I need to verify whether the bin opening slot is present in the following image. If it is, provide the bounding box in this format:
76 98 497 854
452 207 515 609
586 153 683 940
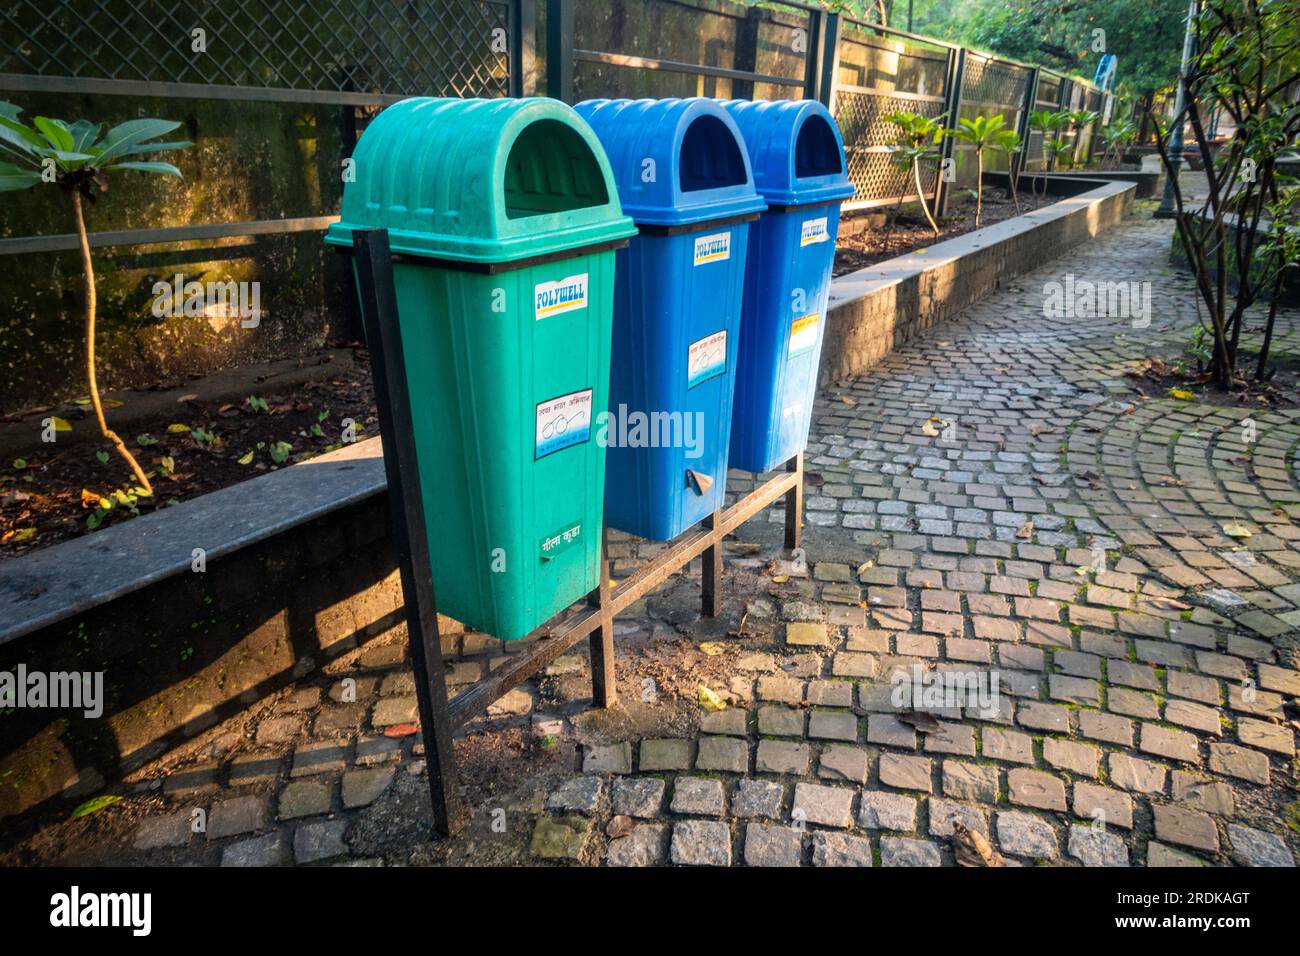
678 115 747 192
504 119 610 219
794 114 843 179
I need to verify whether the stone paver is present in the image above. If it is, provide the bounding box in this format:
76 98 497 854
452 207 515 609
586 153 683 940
743 823 804 867
670 821 732 866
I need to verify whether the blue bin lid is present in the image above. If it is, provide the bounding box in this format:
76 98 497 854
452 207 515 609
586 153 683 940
573 98 766 228
719 100 856 207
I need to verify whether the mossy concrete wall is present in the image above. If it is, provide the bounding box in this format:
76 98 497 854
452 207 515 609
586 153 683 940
0 92 354 415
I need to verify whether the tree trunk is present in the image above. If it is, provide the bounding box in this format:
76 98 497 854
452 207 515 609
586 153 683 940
72 190 153 494
974 150 983 227
913 158 940 235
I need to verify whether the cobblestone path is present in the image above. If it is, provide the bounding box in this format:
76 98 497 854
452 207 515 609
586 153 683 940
9 194 1299 868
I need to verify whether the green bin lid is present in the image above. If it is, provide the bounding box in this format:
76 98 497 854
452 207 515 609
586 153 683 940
325 97 635 264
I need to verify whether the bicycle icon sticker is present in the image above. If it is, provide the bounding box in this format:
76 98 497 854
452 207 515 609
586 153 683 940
535 388 593 459
687 329 727 389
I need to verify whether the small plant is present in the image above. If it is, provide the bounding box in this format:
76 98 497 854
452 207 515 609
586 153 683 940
269 440 293 465
883 110 945 235
1100 118 1137 166
1046 139 1077 173
1190 324 1213 368
1028 109 1070 201
0 103 190 494
947 114 1009 227
990 128 1026 212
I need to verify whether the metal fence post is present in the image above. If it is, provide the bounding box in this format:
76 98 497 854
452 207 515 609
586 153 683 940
816 12 841 109
510 0 538 97
937 46 966 216
1018 66 1040 179
804 8 826 102
546 0 574 103
1085 90 1102 165
733 5 762 99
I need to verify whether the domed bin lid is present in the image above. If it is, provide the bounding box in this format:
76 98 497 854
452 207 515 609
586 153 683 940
573 98 767 229
719 100 855 208
325 97 635 264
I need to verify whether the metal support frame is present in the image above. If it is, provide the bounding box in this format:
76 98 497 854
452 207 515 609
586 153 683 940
351 226 805 837
352 229 466 836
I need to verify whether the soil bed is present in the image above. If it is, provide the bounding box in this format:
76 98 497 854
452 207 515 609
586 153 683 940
833 190 1031 277
1 347 378 560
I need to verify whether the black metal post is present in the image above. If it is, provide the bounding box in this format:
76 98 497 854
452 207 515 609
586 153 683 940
1018 66 1040 180
937 48 966 216
587 530 617 707
352 229 466 838
803 8 825 102
784 453 804 551
816 13 841 110
732 6 762 100
1156 0 1200 219
510 0 538 97
701 509 723 617
546 0 574 103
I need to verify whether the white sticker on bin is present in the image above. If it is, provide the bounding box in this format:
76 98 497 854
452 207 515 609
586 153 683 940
693 231 731 266
535 388 592 459
788 313 820 359
800 217 830 246
687 329 728 388
535 273 588 320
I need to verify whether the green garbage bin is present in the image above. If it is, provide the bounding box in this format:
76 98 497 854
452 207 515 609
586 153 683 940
326 97 635 641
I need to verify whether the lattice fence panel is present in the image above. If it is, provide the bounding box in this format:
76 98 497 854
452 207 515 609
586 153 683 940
1 0 511 98
952 56 1031 187
833 25 950 204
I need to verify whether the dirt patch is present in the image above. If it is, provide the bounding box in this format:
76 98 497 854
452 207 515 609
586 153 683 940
1 347 378 560
832 191 1029 277
1123 355 1300 409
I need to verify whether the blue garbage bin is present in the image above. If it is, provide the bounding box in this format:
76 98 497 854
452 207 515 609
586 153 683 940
575 98 766 541
721 100 855 475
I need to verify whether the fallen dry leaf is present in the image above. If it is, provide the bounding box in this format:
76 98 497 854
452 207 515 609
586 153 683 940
697 685 727 712
953 821 1005 867
897 711 943 733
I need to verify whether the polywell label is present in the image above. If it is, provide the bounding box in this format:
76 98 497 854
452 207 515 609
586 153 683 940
535 388 592 459
800 217 830 247
535 273 588 320
687 329 727 388
693 231 731 266
788 313 820 358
